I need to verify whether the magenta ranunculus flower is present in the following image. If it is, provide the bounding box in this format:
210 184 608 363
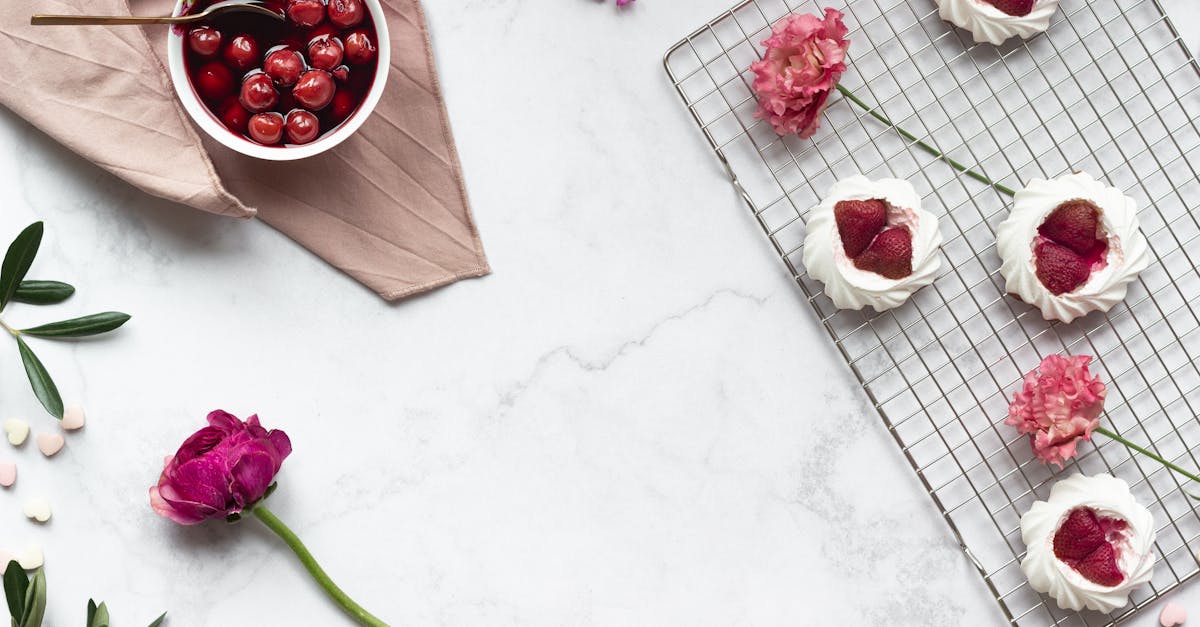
150 410 291 525
151 411 385 626
1006 355 1106 467
750 8 851 138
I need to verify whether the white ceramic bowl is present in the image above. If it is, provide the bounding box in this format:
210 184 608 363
166 0 390 161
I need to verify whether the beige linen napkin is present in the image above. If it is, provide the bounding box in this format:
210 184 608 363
0 0 489 300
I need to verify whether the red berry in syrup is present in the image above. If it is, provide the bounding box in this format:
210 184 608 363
331 65 350 83
188 27 222 57
263 48 305 87
307 23 338 45
194 61 234 101
307 36 344 71
327 0 364 29
248 112 285 145
287 0 326 27
223 34 260 72
239 73 279 113
343 30 376 65
292 70 336 110
217 98 252 135
329 89 356 122
285 110 321 144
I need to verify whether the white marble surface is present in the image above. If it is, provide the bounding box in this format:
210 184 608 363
0 1 1197 625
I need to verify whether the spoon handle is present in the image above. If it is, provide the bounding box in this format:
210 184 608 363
30 14 197 25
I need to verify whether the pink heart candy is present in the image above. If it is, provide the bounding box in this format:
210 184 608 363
0 462 14 487
35 433 64 457
1161 601 1188 627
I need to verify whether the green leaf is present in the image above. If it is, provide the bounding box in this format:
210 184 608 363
146 612 166 627
19 569 44 627
3 562 27 622
86 599 97 625
0 223 44 313
12 281 74 306
16 337 63 419
87 600 108 627
20 313 131 339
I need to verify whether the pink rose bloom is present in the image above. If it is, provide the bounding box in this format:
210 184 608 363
750 8 851 138
1006 355 1106 467
150 410 292 525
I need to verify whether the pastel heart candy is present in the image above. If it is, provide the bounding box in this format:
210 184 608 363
4 419 29 446
22 497 51 523
0 550 11 566
61 405 86 431
1161 602 1187 626
0 462 14 487
36 433 64 457
17 546 42 570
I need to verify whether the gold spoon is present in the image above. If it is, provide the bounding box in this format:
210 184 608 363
30 0 284 25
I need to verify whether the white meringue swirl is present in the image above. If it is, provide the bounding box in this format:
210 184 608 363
1020 473 1156 613
996 172 1150 323
935 0 1060 46
802 175 943 312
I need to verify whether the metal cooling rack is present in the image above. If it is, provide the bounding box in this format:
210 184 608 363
665 0 1200 624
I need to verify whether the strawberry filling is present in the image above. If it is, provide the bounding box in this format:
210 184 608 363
1052 507 1128 587
980 0 1036 17
1033 199 1108 295
834 198 914 280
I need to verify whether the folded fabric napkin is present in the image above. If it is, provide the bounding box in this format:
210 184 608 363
0 0 489 300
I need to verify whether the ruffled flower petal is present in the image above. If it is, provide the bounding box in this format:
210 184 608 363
750 8 851 137
1006 355 1106 466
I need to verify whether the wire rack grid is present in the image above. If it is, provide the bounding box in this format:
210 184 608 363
665 0 1200 625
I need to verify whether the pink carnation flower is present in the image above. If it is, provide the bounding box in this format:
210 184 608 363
750 8 851 138
1006 355 1107 467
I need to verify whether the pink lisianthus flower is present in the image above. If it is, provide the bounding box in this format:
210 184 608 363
1006 355 1107 467
750 8 851 138
150 410 291 525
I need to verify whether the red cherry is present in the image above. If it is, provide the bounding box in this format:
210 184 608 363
248 112 285 145
286 0 326 27
292 70 336 110
285 110 321 144
307 23 338 45
307 36 343 71
217 98 252 135
263 48 305 87
223 34 260 72
343 30 376 65
327 0 364 28
331 65 350 83
329 89 355 122
188 27 222 57
239 73 279 113
193 61 234 101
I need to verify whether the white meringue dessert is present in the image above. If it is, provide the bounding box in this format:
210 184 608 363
802 175 942 312
996 172 1149 323
1020 473 1156 613
936 0 1060 46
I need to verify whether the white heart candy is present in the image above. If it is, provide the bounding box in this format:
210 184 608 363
61 405 85 431
4 419 29 446
17 546 43 570
36 433 63 457
22 497 51 523
0 550 11 566
0 462 15 487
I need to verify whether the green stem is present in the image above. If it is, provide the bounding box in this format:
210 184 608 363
0 319 17 337
835 84 1017 198
251 506 388 627
1094 425 1200 487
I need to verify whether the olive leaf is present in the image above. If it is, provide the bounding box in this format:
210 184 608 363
16 337 63 420
19 569 45 627
21 313 131 339
87 599 110 627
147 612 167 627
3 561 27 623
0 222 43 313
13 281 75 305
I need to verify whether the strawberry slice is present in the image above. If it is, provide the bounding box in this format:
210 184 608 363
1074 542 1125 587
1053 508 1106 561
1039 199 1102 256
834 199 888 258
1035 240 1090 295
853 227 913 280
981 0 1036 17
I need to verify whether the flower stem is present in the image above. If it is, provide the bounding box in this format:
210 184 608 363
1094 425 1200 492
835 84 1017 198
252 506 388 627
